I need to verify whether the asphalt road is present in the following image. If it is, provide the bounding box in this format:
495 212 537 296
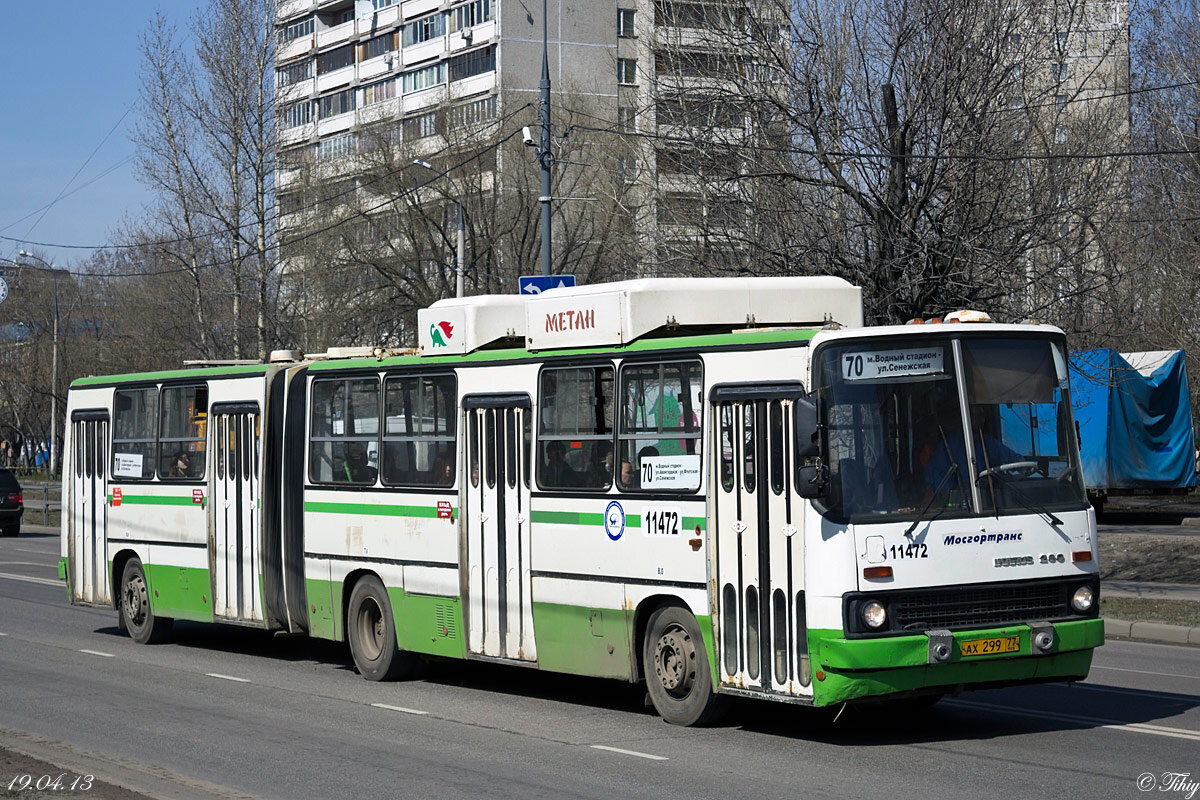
2 528 1199 800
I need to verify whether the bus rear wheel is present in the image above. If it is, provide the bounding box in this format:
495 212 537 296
120 559 172 644
347 575 417 681
643 605 728 726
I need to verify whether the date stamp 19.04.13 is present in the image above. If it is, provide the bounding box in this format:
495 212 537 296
6 773 95 793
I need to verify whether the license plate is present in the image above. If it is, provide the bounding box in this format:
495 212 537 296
960 636 1020 656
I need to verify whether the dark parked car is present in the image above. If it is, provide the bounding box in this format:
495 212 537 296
0 469 23 536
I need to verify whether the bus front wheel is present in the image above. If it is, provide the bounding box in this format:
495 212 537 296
120 559 172 644
347 576 417 681
643 605 728 726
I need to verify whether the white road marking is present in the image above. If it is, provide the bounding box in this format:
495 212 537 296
79 649 114 658
11 548 55 556
0 561 57 568
590 745 669 761
949 699 1200 742
0 571 61 587
0 632 7 636
371 703 428 715
1093 665 1200 681
206 673 251 683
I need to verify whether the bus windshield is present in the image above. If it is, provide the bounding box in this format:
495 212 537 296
814 335 1087 522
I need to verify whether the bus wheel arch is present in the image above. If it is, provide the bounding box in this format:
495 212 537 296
636 598 728 726
343 571 417 681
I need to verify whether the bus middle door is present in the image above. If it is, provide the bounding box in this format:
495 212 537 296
209 403 262 622
463 395 535 662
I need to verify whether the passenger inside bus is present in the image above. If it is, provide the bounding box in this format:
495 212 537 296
619 459 635 489
341 442 377 484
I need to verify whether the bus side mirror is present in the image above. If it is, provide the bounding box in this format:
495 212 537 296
796 462 828 499
795 396 820 459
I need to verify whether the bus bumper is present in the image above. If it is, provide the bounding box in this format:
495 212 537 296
810 618 1105 707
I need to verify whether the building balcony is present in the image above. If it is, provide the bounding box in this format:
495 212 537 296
358 97 401 126
317 112 355 136
402 85 448 113
277 81 313 105
359 53 397 82
277 0 315 23
403 0 441 19
277 34 314 62
279 123 315 146
370 4 401 27
316 65 354 93
449 71 496 100
317 18 355 48
403 39 444 66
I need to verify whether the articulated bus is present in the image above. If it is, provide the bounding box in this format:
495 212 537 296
61 277 1102 725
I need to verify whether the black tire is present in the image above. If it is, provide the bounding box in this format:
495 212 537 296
347 575 417 681
643 605 728 726
119 559 173 644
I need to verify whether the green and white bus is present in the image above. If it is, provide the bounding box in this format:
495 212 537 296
60 277 1103 725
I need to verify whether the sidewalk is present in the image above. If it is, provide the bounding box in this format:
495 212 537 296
1103 580 1200 602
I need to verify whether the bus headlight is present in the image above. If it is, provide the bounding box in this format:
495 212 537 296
1071 585 1095 613
862 600 887 630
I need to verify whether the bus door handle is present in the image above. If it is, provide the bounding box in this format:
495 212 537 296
733 521 746 534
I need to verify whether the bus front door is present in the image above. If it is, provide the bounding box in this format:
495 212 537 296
68 413 109 606
209 405 262 622
463 397 535 662
712 396 812 698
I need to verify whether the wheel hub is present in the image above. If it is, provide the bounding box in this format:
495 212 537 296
654 625 696 697
123 576 147 626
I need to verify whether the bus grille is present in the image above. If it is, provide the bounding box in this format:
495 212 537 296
891 582 1069 630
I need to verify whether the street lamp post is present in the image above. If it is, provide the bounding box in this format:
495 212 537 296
413 159 465 298
18 251 60 477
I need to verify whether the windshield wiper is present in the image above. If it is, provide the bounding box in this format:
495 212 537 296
973 468 1064 526
904 464 958 541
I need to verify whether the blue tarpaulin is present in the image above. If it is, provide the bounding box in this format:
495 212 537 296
1068 349 1196 492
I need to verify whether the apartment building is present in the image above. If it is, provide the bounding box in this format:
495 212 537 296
274 0 775 279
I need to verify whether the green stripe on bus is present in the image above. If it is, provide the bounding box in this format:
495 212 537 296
682 516 706 531
304 500 456 518
107 494 198 506
529 510 606 526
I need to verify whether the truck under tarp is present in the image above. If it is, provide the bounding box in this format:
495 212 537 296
1069 349 1196 499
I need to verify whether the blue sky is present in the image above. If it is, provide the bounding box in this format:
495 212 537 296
0 1 199 269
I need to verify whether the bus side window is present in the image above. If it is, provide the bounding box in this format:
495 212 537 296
382 374 456 487
617 359 702 492
537 365 614 491
112 387 159 481
719 404 734 492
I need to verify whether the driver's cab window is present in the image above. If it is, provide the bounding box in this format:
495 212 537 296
817 342 969 521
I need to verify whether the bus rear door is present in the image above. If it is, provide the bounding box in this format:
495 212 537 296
68 411 110 606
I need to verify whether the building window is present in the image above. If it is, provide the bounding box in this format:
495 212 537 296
309 378 381 485
403 12 445 46
618 106 636 132
537 365 614 490
316 133 356 160
618 8 636 37
1056 93 1069 108
1055 125 1068 144
276 59 312 87
451 0 491 31
282 100 313 128
403 110 444 139
618 360 702 492
449 45 496 82
158 385 207 480
617 155 637 183
381 375 457 487
112 388 159 480
1052 62 1068 82
339 9 355 24
319 88 355 118
403 62 446 93
362 78 397 106
373 0 399 9
317 44 355 74
618 58 637 85
361 32 396 61
452 94 497 128
279 16 315 43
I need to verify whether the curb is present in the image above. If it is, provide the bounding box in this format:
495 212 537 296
1105 617 1200 645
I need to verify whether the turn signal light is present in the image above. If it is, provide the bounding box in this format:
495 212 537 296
863 566 893 579
1072 551 1092 563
